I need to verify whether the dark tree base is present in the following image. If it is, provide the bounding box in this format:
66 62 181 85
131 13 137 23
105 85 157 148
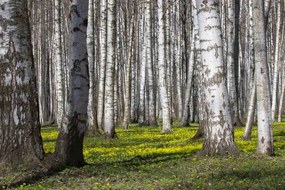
199 141 240 156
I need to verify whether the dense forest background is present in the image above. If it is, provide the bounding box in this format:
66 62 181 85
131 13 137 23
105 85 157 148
1 0 285 188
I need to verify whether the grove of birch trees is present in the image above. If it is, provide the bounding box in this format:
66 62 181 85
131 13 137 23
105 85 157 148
0 0 284 167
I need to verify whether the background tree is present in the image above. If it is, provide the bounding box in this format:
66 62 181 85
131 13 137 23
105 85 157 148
252 0 274 155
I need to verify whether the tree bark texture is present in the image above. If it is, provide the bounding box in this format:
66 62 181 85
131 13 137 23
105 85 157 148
195 0 238 155
0 0 44 165
54 0 89 167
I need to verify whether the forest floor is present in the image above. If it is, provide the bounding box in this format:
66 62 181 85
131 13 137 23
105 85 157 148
1 122 285 189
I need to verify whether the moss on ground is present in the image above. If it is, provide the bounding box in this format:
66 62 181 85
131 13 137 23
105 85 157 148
1 123 285 189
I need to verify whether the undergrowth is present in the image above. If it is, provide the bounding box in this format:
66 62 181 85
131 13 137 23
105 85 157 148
1 123 285 189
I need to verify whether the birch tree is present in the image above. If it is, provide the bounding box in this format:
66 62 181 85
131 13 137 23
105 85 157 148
103 0 117 138
252 0 274 155
54 0 65 126
157 0 172 134
0 0 44 164
271 0 281 121
54 0 89 166
195 0 238 155
97 0 107 129
87 0 100 135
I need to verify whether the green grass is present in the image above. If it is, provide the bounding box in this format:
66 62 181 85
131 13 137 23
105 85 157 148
2 123 285 189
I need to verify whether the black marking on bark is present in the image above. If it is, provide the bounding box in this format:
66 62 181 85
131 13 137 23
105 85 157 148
1 3 6 11
73 27 80 32
72 60 81 72
261 136 265 143
83 19 88 27
70 5 80 17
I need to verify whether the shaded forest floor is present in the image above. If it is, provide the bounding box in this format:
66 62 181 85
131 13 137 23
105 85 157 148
1 123 285 189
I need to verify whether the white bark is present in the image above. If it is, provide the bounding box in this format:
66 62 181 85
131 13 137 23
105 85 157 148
138 6 146 125
157 0 172 133
271 0 281 121
195 0 237 155
104 0 116 138
0 0 44 164
243 83 256 140
252 0 274 155
54 0 89 166
146 1 157 126
97 0 107 128
54 0 65 126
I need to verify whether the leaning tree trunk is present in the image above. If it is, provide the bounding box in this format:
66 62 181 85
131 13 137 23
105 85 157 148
252 0 273 156
0 0 44 165
54 0 89 167
243 83 256 140
195 0 239 156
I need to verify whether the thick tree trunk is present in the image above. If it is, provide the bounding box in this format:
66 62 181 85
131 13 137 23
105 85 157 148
54 0 89 167
195 0 239 156
0 0 44 165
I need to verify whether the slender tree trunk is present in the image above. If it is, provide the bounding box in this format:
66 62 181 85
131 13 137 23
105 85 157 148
157 0 172 134
181 3 195 127
243 83 256 140
252 0 274 156
278 62 285 122
104 0 117 138
53 0 65 127
97 0 107 129
271 0 281 121
87 0 100 135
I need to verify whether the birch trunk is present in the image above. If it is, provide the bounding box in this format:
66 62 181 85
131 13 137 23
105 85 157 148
123 2 134 129
181 3 195 126
195 0 238 155
271 0 281 121
157 0 172 134
146 1 157 126
97 0 107 129
103 0 116 138
87 0 100 135
54 0 89 166
0 0 44 164
252 0 274 155
54 0 65 127
243 83 256 140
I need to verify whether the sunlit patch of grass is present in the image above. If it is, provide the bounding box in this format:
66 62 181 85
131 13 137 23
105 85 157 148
82 125 202 164
13 122 285 189
41 127 58 153
40 122 285 162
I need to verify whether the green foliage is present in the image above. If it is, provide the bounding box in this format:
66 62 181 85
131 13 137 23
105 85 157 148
2 123 285 189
